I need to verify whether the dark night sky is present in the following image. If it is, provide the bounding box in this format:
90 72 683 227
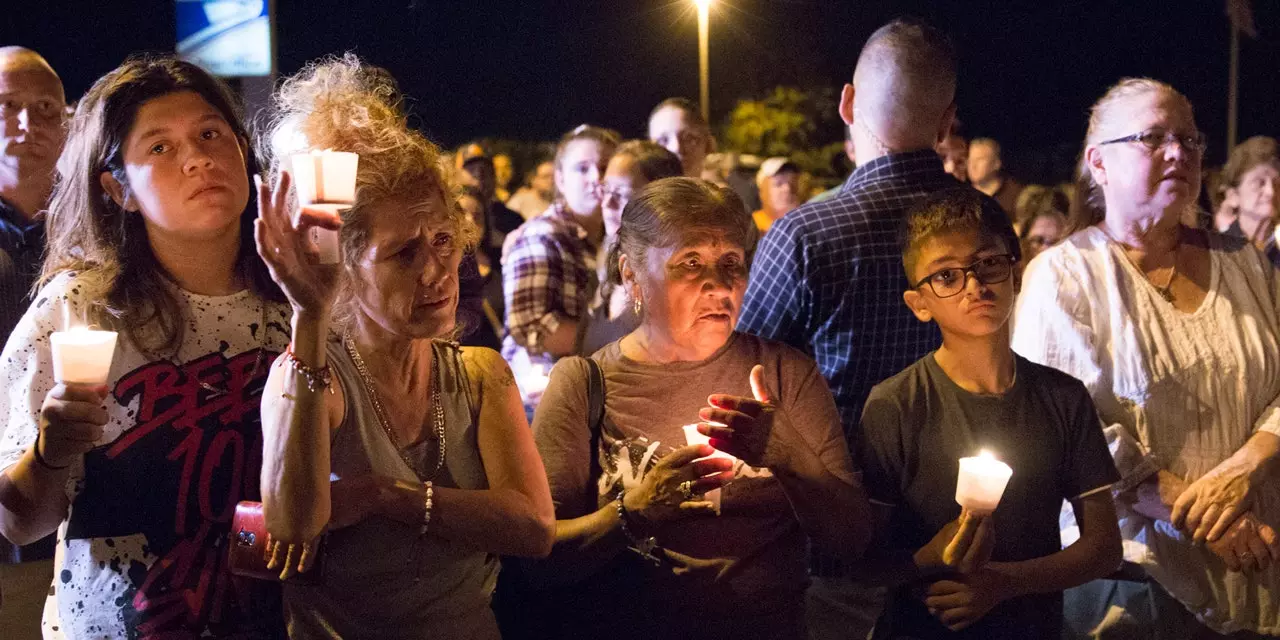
4 1 1279 181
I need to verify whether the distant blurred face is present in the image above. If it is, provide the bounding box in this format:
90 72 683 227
458 193 484 230
0 59 66 177
967 142 999 185
939 134 968 182
765 170 801 217
1023 212 1065 261
531 161 554 198
1227 162 1279 225
555 139 608 216
601 153 647 238
649 106 709 178
493 154 513 189
462 158 496 201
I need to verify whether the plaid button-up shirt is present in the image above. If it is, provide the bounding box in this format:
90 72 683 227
738 150 966 574
501 203 598 363
0 196 53 564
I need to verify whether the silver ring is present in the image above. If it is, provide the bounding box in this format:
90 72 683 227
678 480 695 501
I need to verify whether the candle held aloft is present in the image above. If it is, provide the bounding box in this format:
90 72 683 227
290 150 358 264
955 450 1013 515
51 328 118 386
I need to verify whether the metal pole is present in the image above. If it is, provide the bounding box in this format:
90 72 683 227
697 2 710 123
1228 24 1240 153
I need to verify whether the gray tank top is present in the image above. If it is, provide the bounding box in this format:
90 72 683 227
284 339 500 639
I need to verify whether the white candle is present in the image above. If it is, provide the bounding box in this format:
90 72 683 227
290 149 359 264
955 450 1013 514
682 423 736 515
50 328 118 386
682 424 735 462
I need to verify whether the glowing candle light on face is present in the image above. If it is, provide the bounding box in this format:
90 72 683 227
955 450 1013 515
290 149 358 264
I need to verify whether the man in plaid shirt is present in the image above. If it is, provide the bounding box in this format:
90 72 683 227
736 19 971 639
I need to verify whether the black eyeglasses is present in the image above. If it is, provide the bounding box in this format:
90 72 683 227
1098 129 1207 154
913 254 1016 298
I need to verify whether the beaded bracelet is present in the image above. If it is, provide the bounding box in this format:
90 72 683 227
615 490 661 565
420 481 435 535
282 345 333 393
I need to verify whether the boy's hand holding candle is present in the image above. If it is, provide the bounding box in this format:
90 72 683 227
914 509 995 575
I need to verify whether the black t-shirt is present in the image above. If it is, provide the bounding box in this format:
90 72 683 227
859 353 1119 640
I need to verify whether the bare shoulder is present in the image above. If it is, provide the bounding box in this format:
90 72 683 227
460 346 516 393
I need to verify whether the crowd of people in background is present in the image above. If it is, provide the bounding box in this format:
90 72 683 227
1 13 1279 640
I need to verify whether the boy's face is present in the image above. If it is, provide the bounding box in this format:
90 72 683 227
904 228 1019 339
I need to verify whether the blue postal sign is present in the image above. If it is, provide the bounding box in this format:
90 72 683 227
176 0 272 77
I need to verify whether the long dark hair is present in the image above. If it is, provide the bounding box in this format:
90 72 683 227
43 54 282 356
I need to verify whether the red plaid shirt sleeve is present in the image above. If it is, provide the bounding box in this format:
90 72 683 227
501 215 593 351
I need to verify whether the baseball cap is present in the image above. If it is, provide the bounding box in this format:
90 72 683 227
756 156 800 182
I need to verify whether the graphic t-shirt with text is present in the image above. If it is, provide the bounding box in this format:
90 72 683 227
0 274 290 638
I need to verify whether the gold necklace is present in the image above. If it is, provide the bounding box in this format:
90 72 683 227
343 334 446 479
1100 225 1180 303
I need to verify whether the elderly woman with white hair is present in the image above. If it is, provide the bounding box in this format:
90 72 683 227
1014 78 1280 637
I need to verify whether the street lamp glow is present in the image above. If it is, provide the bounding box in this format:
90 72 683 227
695 0 711 123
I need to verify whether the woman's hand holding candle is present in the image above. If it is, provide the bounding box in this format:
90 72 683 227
698 364 805 472
622 445 733 526
289 150 358 265
36 383 110 469
254 172 344 318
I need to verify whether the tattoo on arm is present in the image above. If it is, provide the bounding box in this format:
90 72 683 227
490 360 517 389
466 349 517 396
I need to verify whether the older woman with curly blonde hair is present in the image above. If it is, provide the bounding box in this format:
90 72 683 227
255 55 554 639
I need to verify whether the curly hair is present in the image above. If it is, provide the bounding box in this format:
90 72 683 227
264 54 479 331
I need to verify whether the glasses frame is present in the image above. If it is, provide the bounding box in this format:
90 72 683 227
913 253 1017 298
1098 128 1207 154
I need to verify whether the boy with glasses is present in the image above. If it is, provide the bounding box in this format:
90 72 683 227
857 188 1123 638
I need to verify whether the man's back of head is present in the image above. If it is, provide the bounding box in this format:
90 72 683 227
851 19 957 154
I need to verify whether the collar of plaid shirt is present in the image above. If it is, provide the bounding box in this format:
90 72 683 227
546 201 599 253
839 148 953 197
